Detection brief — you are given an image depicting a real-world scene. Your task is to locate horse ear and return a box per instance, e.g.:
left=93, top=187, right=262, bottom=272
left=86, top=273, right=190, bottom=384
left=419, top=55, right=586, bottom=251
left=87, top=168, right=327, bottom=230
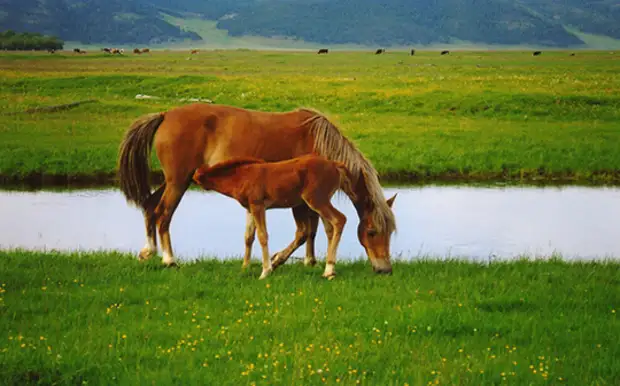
left=386, top=193, right=397, bottom=208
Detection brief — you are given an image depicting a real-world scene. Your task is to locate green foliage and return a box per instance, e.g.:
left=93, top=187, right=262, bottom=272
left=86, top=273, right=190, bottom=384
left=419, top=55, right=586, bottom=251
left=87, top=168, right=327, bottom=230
left=216, top=0, right=584, bottom=47
left=0, top=251, right=618, bottom=384
left=0, top=30, right=63, bottom=51
left=0, top=0, right=201, bottom=45
left=1, top=0, right=619, bottom=47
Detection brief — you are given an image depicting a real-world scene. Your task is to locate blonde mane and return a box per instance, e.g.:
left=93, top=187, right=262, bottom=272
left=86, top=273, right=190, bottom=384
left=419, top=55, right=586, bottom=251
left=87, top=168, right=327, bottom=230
left=299, top=108, right=396, bottom=234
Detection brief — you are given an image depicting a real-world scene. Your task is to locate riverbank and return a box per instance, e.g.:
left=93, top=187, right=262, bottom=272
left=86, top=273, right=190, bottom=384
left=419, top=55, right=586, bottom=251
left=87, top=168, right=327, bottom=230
left=0, top=250, right=618, bottom=384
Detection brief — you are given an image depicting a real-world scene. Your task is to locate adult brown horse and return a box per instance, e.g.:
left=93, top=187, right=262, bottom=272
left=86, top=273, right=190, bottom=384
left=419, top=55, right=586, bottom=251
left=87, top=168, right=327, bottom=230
left=117, top=103, right=396, bottom=273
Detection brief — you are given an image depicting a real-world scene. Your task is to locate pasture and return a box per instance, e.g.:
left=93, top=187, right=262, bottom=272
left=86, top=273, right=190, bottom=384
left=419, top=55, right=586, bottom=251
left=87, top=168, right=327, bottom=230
left=0, top=49, right=619, bottom=185
left=0, top=251, right=618, bottom=384
left=1, top=50, right=619, bottom=385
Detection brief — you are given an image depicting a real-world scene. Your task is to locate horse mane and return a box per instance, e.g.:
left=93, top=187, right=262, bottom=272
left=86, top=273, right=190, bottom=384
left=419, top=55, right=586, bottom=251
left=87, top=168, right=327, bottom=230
left=199, top=157, right=266, bottom=177
left=298, top=108, right=396, bottom=234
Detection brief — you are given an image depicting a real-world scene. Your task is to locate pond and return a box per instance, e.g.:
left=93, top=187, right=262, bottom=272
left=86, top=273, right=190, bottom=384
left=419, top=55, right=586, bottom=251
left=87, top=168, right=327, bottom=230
left=1, top=186, right=619, bottom=261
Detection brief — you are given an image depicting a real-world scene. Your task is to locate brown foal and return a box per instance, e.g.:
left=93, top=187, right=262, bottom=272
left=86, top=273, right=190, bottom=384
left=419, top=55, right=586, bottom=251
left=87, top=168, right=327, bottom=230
left=192, top=154, right=356, bottom=279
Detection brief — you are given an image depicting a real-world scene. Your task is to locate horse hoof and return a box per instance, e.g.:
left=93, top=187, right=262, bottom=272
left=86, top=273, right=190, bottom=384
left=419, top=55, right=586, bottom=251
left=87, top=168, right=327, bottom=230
left=138, top=249, right=155, bottom=261
left=304, top=258, right=317, bottom=267
left=259, top=269, right=273, bottom=280
left=322, top=273, right=336, bottom=280
left=164, top=262, right=179, bottom=269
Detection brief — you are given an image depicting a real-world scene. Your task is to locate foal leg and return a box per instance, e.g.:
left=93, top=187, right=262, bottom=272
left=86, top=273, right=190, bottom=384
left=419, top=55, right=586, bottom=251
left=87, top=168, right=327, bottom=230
left=243, top=211, right=256, bottom=269
left=306, top=201, right=346, bottom=278
left=304, top=210, right=320, bottom=267
left=155, top=180, right=190, bottom=267
left=249, top=204, right=273, bottom=279
left=138, top=184, right=165, bottom=260
left=271, top=205, right=310, bottom=268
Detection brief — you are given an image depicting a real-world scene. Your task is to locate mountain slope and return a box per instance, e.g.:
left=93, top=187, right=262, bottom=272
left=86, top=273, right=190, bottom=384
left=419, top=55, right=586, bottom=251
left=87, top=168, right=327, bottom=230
left=0, top=0, right=201, bottom=44
left=215, top=0, right=584, bottom=46
left=1, top=0, right=619, bottom=47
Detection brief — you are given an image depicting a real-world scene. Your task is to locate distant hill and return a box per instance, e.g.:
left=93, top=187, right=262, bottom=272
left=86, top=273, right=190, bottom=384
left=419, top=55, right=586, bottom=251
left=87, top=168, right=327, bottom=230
left=0, top=0, right=201, bottom=45
left=1, top=0, right=619, bottom=47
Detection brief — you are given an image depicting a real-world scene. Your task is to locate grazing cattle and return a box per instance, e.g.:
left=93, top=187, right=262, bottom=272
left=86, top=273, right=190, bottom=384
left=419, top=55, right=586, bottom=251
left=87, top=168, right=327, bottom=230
left=375, top=48, right=385, bottom=54
left=141, top=48, right=150, bottom=54
left=73, top=48, right=82, bottom=53
left=569, top=53, right=575, bottom=56
left=410, top=49, right=415, bottom=56
left=133, top=48, right=141, bottom=54
left=533, top=51, right=542, bottom=56
left=102, top=47, right=111, bottom=54
left=193, top=155, right=357, bottom=279
left=440, top=50, right=449, bottom=55
left=47, top=49, right=56, bottom=54
left=317, top=48, right=329, bottom=54
left=190, top=49, right=199, bottom=54
left=118, top=104, right=397, bottom=273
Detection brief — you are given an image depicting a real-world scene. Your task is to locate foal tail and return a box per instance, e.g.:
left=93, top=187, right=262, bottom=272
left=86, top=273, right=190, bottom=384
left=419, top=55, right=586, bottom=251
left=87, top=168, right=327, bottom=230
left=117, top=112, right=166, bottom=208
left=336, top=163, right=357, bottom=201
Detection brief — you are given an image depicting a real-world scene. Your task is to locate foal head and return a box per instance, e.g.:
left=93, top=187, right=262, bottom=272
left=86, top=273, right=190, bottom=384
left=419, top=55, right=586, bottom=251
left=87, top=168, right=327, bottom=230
left=193, top=158, right=265, bottom=189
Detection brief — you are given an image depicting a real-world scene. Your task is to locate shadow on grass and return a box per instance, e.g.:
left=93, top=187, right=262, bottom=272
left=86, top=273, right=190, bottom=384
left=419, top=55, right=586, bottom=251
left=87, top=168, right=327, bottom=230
left=477, top=299, right=537, bottom=313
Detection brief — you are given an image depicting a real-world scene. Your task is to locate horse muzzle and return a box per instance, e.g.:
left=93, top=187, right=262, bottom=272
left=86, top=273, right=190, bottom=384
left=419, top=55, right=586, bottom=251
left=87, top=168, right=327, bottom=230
left=371, top=259, right=393, bottom=275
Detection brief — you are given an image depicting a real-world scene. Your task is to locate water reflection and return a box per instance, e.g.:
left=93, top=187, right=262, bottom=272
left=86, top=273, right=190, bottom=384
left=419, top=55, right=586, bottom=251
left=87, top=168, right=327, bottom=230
left=1, top=186, right=619, bottom=261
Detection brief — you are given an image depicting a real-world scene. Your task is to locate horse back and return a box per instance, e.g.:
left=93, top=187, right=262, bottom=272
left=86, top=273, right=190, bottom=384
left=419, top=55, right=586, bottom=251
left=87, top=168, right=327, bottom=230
left=157, top=103, right=317, bottom=169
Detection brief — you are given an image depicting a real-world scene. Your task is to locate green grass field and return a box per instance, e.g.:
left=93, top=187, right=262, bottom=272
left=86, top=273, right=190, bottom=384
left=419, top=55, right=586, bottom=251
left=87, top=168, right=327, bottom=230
left=1, top=50, right=619, bottom=185
left=0, top=251, right=618, bottom=385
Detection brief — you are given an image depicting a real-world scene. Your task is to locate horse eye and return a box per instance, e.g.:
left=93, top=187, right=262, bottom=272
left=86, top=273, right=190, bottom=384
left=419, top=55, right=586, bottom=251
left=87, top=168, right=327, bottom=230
left=367, top=229, right=377, bottom=237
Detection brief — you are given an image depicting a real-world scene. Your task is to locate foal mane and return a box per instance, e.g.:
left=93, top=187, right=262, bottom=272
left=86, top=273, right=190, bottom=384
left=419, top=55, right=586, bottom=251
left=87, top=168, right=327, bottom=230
left=299, top=108, right=396, bottom=234
left=200, top=157, right=266, bottom=177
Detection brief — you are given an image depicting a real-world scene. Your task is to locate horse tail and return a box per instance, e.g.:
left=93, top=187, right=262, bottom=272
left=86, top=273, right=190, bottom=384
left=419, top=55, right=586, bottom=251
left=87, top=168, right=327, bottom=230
left=117, top=112, right=166, bottom=208
left=336, top=163, right=357, bottom=201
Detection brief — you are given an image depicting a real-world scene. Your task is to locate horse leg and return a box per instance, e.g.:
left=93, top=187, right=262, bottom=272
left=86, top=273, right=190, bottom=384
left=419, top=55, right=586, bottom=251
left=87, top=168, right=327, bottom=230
left=138, top=184, right=165, bottom=260
left=306, top=201, right=346, bottom=279
left=243, top=211, right=256, bottom=269
left=303, top=210, right=320, bottom=267
left=249, top=204, right=272, bottom=279
left=271, top=205, right=310, bottom=268
left=155, top=180, right=190, bottom=267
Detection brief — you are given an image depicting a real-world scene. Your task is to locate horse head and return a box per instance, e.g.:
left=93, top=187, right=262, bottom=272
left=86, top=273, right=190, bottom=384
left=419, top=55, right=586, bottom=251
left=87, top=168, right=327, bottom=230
left=357, top=193, right=397, bottom=274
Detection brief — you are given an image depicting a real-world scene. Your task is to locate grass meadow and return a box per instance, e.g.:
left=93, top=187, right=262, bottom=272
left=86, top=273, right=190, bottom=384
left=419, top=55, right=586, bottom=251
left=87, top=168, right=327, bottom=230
left=0, top=49, right=619, bottom=184
left=0, top=251, right=618, bottom=385
left=1, top=50, right=619, bottom=385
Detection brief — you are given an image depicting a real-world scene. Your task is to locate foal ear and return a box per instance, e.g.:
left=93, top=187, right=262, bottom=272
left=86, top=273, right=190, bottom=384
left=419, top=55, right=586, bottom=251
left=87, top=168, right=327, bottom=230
left=193, top=166, right=207, bottom=184
left=386, top=193, right=397, bottom=208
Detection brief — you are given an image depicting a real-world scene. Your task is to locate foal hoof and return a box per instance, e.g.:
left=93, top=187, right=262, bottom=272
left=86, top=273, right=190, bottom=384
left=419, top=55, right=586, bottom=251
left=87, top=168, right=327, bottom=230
left=304, top=257, right=317, bottom=267
left=138, top=248, right=155, bottom=261
left=259, top=268, right=273, bottom=280
left=164, top=261, right=179, bottom=269
left=322, top=272, right=336, bottom=280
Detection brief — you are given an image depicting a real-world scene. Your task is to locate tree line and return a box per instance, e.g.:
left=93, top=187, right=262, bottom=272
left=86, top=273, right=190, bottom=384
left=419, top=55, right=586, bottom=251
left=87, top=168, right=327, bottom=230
left=0, top=30, right=64, bottom=51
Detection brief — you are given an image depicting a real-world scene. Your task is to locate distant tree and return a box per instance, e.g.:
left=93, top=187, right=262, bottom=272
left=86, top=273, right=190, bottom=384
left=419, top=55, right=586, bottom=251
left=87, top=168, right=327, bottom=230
left=0, top=31, right=64, bottom=50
